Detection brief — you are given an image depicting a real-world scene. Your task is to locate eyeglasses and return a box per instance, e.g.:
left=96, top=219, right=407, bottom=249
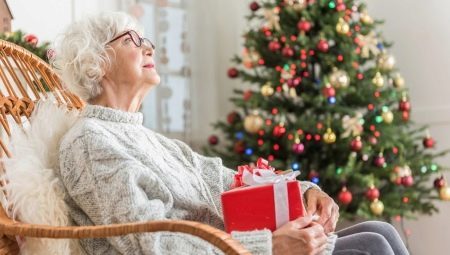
left=107, top=30, right=155, bottom=49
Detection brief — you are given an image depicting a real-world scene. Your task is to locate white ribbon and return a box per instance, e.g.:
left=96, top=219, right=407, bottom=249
left=242, top=169, right=300, bottom=229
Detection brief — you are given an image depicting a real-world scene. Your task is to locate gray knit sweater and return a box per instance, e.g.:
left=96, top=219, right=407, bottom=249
left=58, top=104, right=336, bottom=255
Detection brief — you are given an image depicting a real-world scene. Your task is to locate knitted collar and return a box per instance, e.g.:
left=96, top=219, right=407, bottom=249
left=82, top=104, right=143, bottom=125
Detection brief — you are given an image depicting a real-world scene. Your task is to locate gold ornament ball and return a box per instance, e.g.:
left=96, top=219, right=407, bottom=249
left=329, top=69, right=350, bottom=88
left=261, top=84, right=275, bottom=97
left=370, top=199, right=384, bottom=216
left=372, top=72, right=384, bottom=87
left=287, top=0, right=307, bottom=11
left=440, top=186, right=450, bottom=201
left=244, top=113, right=263, bottom=134
left=360, top=11, right=374, bottom=25
left=336, top=19, right=350, bottom=34
left=393, top=75, right=405, bottom=88
left=382, top=111, right=394, bottom=124
left=323, top=128, right=337, bottom=144
left=377, top=53, right=396, bottom=71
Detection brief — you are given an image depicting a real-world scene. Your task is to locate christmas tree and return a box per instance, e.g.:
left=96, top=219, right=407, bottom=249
left=0, top=30, right=51, bottom=62
left=206, top=0, right=450, bottom=220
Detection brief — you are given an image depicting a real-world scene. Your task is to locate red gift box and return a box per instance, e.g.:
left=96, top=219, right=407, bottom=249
left=221, top=158, right=305, bottom=233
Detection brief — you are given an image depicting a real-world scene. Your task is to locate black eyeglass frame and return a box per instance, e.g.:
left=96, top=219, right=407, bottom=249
left=107, top=30, right=155, bottom=49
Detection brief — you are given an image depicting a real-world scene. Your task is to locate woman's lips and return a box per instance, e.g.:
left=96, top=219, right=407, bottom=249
left=143, top=64, right=155, bottom=68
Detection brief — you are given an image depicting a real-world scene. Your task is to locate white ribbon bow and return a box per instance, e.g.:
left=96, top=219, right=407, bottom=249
left=242, top=169, right=300, bottom=229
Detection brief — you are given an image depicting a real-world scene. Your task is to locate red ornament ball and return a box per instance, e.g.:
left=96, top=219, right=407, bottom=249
left=282, top=46, right=295, bottom=57
left=322, top=86, right=336, bottom=97
left=227, top=67, right=239, bottom=78
left=234, top=141, right=246, bottom=154
left=273, top=125, right=287, bottom=137
left=373, top=154, right=385, bottom=167
left=297, top=20, right=312, bottom=32
left=402, top=111, right=410, bottom=122
left=287, top=77, right=302, bottom=87
left=268, top=41, right=281, bottom=51
left=401, top=175, right=414, bottom=187
left=423, top=137, right=435, bottom=148
left=338, top=187, right=353, bottom=205
left=350, top=137, right=363, bottom=152
left=24, top=34, right=38, bottom=46
left=249, top=1, right=260, bottom=11
left=243, top=90, right=252, bottom=101
left=434, top=176, right=446, bottom=189
left=317, top=39, right=329, bottom=53
left=208, top=135, right=219, bottom=145
left=292, top=143, right=305, bottom=154
left=365, top=187, right=380, bottom=201
left=399, top=100, right=411, bottom=112
left=227, top=111, right=241, bottom=125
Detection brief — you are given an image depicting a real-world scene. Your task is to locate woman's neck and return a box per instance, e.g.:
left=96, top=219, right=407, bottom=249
left=89, top=81, right=147, bottom=112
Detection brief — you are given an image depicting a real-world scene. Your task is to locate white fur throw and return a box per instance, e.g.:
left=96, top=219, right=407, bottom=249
left=1, top=98, right=84, bottom=255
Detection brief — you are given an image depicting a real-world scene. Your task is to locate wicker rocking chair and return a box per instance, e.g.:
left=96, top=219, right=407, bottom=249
left=0, top=40, right=249, bottom=255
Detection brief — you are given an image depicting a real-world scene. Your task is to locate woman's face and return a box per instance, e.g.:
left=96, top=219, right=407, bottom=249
left=104, top=30, right=160, bottom=91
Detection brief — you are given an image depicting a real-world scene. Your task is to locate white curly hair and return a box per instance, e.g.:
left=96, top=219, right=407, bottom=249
left=51, top=12, right=143, bottom=101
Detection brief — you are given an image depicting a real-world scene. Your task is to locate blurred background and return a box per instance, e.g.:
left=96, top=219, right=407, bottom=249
left=7, top=0, right=450, bottom=254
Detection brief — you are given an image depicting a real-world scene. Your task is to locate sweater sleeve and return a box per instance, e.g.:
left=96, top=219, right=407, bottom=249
left=59, top=133, right=234, bottom=254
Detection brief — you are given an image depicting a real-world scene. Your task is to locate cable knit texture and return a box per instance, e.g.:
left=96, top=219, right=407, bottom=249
left=58, top=104, right=336, bottom=255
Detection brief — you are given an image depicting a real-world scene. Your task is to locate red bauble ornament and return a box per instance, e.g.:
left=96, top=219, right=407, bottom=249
left=227, top=67, right=239, bottom=78
left=399, top=100, right=411, bottom=112
left=24, top=34, right=38, bottom=46
left=365, top=187, right=380, bottom=201
left=249, top=1, right=260, bottom=11
left=282, top=46, right=295, bottom=57
left=423, top=137, right=435, bottom=148
left=434, top=176, right=446, bottom=189
left=338, top=187, right=353, bottom=205
left=350, top=136, right=363, bottom=152
left=287, top=77, right=302, bottom=87
left=273, top=125, right=287, bottom=137
left=322, top=86, right=336, bottom=97
left=297, top=20, right=312, bottom=33
left=208, top=135, right=219, bottom=145
left=234, top=141, right=246, bottom=154
left=336, top=3, right=346, bottom=11
left=268, top=41, right=281, bottom=51
left=317, top=39, right=329, bottom=53
left=227, top=111, right=241, bottom=125
left=292, top=143, right=305, bottom=154
left=402, top=111, right=410, bottom=122
left=401, top=175, right=414, bottom=187
left=243, top=90, right=252, bottom=101
left=373, top=154, right=385, bottom=167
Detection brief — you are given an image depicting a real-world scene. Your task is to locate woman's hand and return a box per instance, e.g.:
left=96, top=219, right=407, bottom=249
left=272, top=215, right=327, bottom=255
left=304, top=188, right=340, bottom=233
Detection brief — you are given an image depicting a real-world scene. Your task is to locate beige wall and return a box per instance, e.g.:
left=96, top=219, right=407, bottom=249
left=193, top=1, right=450, bottom=254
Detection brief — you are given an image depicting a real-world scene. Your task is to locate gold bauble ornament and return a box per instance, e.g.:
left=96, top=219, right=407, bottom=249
left=377, top=53, right=396, bottom=71
left=285, top=0, right=307, bottom=12
left=323, top=128, right=337, bottom=144
left=382, top=110, right=394, bottom=124
left=329, top=69, right=350, bottom=88
left=370, top=199, right=384, bottom=216
left=336, top=18, right=350, bottom=34
left=261, top=83, right=275, bottom=97
left=360, top=10, right=374, bottom=25
left=244, top=113, right=263, bottom=134
left=393, top=74, right=405, bottom=88
left=440, top=186, right=450, bottom=201
left=372, top=72, right=384, bottom=88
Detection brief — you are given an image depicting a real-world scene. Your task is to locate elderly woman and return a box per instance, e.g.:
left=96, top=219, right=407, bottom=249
left=54, top=12, right=409, bottom=255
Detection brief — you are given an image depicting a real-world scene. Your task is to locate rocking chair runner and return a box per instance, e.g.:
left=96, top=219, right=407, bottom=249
left=0, top=40, right=249, bottom=255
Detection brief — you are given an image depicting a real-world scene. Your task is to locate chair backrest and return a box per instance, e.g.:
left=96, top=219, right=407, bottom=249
left=0, top=39, right=83, bottom=158
left=0, top=39, right=84, bottom=232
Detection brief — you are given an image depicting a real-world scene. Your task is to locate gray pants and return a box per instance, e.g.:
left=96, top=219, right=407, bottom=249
left=333, top=221, right=409, bottom=255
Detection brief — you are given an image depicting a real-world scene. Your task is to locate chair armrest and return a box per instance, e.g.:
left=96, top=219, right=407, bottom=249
left=0, top=208, right=250, bottom=255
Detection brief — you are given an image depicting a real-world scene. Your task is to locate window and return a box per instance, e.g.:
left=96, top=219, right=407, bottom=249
left=135, top=0, right=192, bottom=141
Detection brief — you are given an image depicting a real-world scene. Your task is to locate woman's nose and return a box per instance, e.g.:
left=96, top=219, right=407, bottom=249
left=143, top=44, right=154, bottom=56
